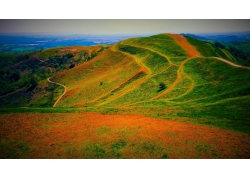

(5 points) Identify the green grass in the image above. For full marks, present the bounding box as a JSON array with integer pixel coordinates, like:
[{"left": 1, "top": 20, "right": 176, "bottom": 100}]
[
  {"left": 1, "top": 33, "right": 250, "bottom": 135},
  {"left": 117, "top": 43, "right": 170, "bottom": 73},
  {"left": 0, "top": 140, "right": 31, "bottom": 158},
  {"left": 125, "top": 34, "right": 187, "bottom": 57},
  {"left": 171, "top": 58, "right": 250, "bottom": 103},
  {"left": 104, "top": 65, "right": 178, "bottom": 106},
  {"left": 0, "top": 90, "right": 31, "bottom": 107},
  {"left": 185, "top": 36, "right": 231, "bottom": 59},
  {"left": 170, "top": 57, "right": 187, "bottom": 64},
  {"left": 0, "top": 107, "right": 80, "bottom": 114},
  {"left": 176, "top": 99, "right": 250, "bottom": 134},
  {"left": 54, "top": 48, "right": 141, "bottom": 107}
]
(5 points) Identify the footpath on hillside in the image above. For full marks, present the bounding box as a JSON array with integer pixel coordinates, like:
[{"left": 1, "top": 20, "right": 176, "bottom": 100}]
[
  {"left": 167, "top": 34, "right": 201, "bottom": 57},
  {"left": 151, "top": 34, "right": 250, "bottom": 100},
  {"left": 47, "top": 77, "right": 67, "bottom": 107},
  {"left": 151, "top": 34, "right": 200, "bottom": 100}
]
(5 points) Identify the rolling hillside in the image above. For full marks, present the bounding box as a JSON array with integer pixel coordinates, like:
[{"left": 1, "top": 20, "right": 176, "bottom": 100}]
[
  {"left": 1, "top": 33, "right": 250, "bottom": 133},
  {"left": 0, "top": 45, "right": 105, "bottom": 107},
  {"left": 1, "top": 33, "right": 250, "bottom": 158},
  {"left": 41, "top": 33, "right": 250, "bottom": 133}
]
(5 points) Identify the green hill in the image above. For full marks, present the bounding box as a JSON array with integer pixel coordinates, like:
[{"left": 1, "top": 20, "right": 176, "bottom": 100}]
[
  {"left": 1, "top": 33, "right": 250, "bottom": 133},
  {"left": 1, "top": 33, "right": 250, "bottom": 159},
  {"left": 54, "top": 34, "right": 250, "bottom": 133}
]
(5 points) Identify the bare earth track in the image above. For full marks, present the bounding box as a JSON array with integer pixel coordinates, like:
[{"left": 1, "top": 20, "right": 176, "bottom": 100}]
[
  {"left": 150, "top": 34, "right": 250, "bottom": 100},
  {"left": 47, "top": 77, "right": 67, "bottom": 107},
  {"left": 150, "top": 34, "right": 201, "bottom": 100},
  {"left": 212, "top": 57, "right": 250, "bottom": 69},
  {"left": 167, "top": 33, "right": 201, "bottom": 57}
]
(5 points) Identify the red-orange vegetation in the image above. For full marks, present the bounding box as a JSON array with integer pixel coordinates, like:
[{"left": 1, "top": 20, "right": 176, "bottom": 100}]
[
  {"left": 63, "top": 88, "right": 80, "bottom": 99},
  {"left": 0, "top": 113, "right": 249, "bottom": 158},
  {"left": 167, "top": 34, "right": 201, "bottom": 57},
  {"left": 73, "top": 103, "right": 86, "bottom": 107}
]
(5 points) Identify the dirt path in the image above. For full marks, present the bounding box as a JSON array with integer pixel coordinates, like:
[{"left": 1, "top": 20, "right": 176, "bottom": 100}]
[
  {"left": 151, "top": 57, "right": 195, "bottom": 100},
  {"left": 168, "top": 34, "right": 249, "bottom": 70},
  {"left": 150, "top": 34, "right": 201, "bottom": 100},
  {"left": 167, "top": 34, "right": 201, "bottom": 57},
  {"left": 106, "top": 35, "right": 199, "bottom": 102},
  {"left": 120, "top": 41, "right": 173, "bottom": 65},
  {"left": 100, "top": 75, "right": 148, "bottom": 105},
  {"left": 151, "top": 55, "right": 250, "bottom": 100},
  {"left": 212, "top": 57, "right": 250, "bottom": 70},
  {"left": 47, "top": 77, "right": 67, "bottom": 107},
  {"left": 151, "top": 34, "right": 250, "bottom": 100},
  {"left": 111, "top": 43, "right": 151, "bottom": 75},
  {"left": 90, "top": 70, "right": 146, "bottom": 104},
  {"left": 92, "top": 43, "right": 152, "bottom": 104},
  {"left": 90, "top": 45, "right": 151, "bottom": 105}
]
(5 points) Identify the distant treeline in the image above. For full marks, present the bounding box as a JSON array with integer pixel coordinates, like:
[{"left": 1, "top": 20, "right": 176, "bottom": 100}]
[{"left": 0, "top": 46, "right": 107, "bottom": 97}]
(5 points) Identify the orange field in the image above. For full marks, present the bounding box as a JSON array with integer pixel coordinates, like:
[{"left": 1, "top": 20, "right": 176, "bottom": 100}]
[{"left": 0, "top": 112, "right": 249, "bottom": 158}]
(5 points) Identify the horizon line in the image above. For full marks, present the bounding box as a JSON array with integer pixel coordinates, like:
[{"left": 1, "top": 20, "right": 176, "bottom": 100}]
[{"left": 0, "top": 30, "right": 250, "bottom": 37}]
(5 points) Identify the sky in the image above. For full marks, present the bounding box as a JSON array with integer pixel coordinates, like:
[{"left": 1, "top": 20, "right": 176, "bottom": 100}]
[{"left": 0, "top": 19, "right": 250, "bottom": 35}]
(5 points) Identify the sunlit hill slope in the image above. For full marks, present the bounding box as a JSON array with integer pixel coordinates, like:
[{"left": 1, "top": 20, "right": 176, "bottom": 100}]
[
  {"left": 1, "top": 33, "right": 250, "bottom": 133},
  {"left": 53, "top": 34, "right": 250, "bottom": 133},
  {"left": 1, "top": 33, "right": 250, "bottom": 159}
]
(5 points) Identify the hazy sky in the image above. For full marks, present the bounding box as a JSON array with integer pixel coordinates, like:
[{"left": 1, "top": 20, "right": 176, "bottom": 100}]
[{"left": 0, "top": 19, "right": 249, "bottom": 35}]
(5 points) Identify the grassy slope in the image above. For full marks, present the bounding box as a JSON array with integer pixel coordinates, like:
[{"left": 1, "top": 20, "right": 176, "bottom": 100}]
[
  {"left": 184, "top": 36, "right": 230, "bottom": 59},
  {"left": 1, "top": 34, "right": 250, "bottom": 134},
  {"left": 95, "top": 34, "right": 187, "bottom": 105},
  {"left": 49, "top": 33, "right": 250, "bottom": 133},
  {"left": 1, "top": 34, "right": 250, "bottom": 159},
  {"left": 54, "top": 48, "right": 142, "bottom": 107},
  {"left": 0, "top": 46, "right": 103, "bottom": 107}
]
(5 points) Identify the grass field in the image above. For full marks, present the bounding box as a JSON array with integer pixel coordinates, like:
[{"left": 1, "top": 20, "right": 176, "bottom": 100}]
[
  {"left": 1, "top": 112, "right": 249, "bottom": 159},
  {"left": 1, "top": 33, "right": 250, "bottom": 158}
]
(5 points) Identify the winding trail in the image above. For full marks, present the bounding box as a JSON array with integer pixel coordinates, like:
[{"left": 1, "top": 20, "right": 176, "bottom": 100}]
[
  {"left": 120, "top": 40, "right": 173, "bottom": 65},
  {"left": 45, "top": 34, "right": 249, "bottom": 107},
  {"left": 91, "top": 44, "right": 152, "bottom": 105},
  {"left": 167, "top": 33, "right": 201, "bottom": 57},
  {"left": 150, "top": 34, "right": 201, "bottom": 100},
  {"left": 151, "top": 34, "right": 250, "bottom": 101},
  {"left": 97, "top": 34, "right": 250, "bottom": 107},
  {"left": 151, "top": 57, "right": 195, "bottom": 100},
  {"left": 211, "top": 57, "right": 250, "bottom": 70},
  {"left": 114, "top": 42, "right": 151, "bottom": 74},
  {"left": 94, "top": 34, "right": 250, "bottom": 106},
  {"left": 99, "top": 74, "right": 148, "bottom": 105},
  {"left": 47, "top": 77, "right": 67, "bottom": 107},
  {"left": 90, "top": 70, "right": 145, "bottom": 104},
  {"left": 99, "top": 41, "right": 176, "bottom": 104}
]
